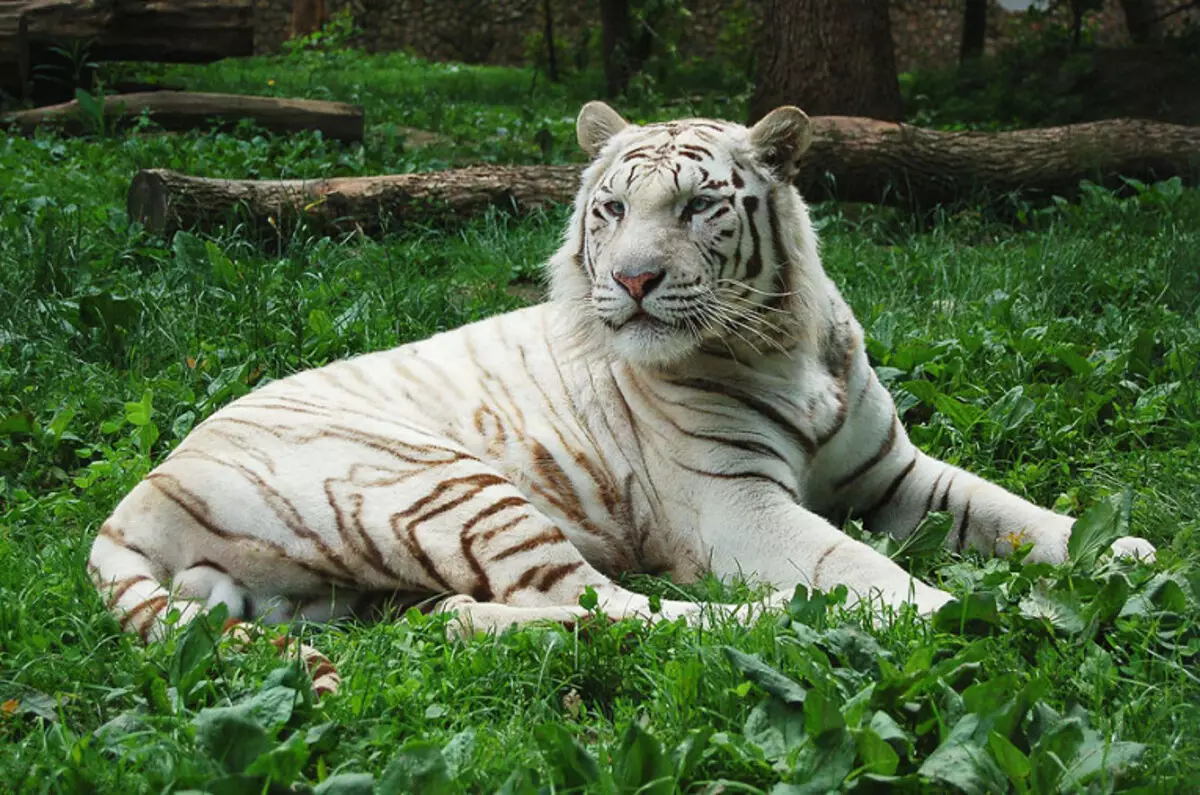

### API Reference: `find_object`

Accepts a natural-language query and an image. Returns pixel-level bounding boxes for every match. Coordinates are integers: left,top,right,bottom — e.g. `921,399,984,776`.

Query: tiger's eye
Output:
604,200,626,218
686,196,716,215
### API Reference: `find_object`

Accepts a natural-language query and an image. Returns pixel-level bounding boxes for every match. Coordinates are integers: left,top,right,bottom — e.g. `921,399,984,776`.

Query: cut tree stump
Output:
125,116,1200,237
2,91,365,141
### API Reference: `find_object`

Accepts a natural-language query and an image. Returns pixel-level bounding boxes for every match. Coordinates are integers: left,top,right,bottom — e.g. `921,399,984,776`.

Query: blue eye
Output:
686,195,717,214
603,200,626,218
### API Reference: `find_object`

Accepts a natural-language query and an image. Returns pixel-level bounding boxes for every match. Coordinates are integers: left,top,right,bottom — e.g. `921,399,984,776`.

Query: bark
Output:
751,0,903,124
600,0,633,97
0,4,30,98
1119,0,1162,43
961,0,988,62
2,91,365,141
21,0,253,65
128,165,582,237
541,0,559,82
290,0,325,39
126,117,1200,237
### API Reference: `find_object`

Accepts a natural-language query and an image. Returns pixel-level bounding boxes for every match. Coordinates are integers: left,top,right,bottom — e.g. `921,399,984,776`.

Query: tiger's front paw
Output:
1107,536,1156,563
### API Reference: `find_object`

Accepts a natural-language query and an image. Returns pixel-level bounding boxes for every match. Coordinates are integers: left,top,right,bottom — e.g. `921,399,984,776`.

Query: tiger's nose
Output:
613,268,665,301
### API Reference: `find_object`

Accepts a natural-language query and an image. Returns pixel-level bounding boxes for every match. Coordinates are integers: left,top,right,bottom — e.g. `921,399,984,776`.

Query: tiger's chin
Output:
607,317,701,367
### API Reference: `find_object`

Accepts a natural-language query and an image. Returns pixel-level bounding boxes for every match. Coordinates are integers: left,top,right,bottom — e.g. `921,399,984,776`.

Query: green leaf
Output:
578,585,598,611
1061,738,1145,790
723,648,807,706
1085,572,1131,627
780,728,856,794
987,731,1031,781
671,727,712,782
0,412,36,436
744,698,806,761
890,511,952,563
245,731,309,784
244,685,301,730
918,714,1007,795
1018,583,1085,634
194,710,273,775
931,592,1002,635
1120,572,1192,617
206,240,238,288
1029,717,1085,793
858,726,900,776
611,722,672,795
168,613,217,701
804,689,845,740
786,585,830,628
935,394,984,432
1067,490,1131,569
308,308,335,338
313,773,376,795
496,768,544,795
441,729,476,779
986,386,1036,432
124,390,154,427
534,724,600,790
378,741,452,795
172,231,208,269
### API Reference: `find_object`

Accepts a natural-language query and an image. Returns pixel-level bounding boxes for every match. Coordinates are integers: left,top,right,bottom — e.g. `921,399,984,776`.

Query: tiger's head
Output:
549,101,827,368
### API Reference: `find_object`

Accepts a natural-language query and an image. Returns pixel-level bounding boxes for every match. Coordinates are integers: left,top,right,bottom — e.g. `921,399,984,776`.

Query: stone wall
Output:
253,1,1200,73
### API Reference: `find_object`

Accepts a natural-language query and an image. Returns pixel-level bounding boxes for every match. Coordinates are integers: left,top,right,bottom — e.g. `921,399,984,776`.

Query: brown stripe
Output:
862,455,918,520
834,418,899,491
537,561,584,593
308,662,338,681
811,540,845,589
107,575,151,607
121,594,169,639
490,528,568,561
675,378,817,456
955,499,973,552
923,470,947,516
936,474,956,512
676,461,799,502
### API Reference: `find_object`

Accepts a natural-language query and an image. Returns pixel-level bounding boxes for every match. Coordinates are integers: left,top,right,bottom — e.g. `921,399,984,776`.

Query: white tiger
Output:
90,102,1155,691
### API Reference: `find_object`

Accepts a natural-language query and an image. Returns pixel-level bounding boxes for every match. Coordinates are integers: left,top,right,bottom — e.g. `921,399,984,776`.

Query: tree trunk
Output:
0,4,30,98
750,0,903,124
2,91,364,141
127,117,1200,237
961,0,988,62
1119,0,1162,43
542,0,559,82
290,0,325,39
600,0,634,97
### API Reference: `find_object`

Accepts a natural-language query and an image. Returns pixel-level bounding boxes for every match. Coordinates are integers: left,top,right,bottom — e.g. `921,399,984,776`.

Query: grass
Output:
2,44,1199,793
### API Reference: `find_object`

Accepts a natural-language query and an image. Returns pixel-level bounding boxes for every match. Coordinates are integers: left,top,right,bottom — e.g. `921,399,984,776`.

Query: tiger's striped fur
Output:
90,102,1154,682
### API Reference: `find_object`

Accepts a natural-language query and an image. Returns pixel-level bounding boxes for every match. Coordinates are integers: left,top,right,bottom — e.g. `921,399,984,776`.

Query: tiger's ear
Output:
749,106,812,180
577,101,629,157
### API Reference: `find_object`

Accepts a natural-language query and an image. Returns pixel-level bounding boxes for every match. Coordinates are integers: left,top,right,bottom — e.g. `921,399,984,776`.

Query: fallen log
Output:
21,0,253,65
127,165,579,237
2,91,365,141
125,116,1200,236
800,115,1200,207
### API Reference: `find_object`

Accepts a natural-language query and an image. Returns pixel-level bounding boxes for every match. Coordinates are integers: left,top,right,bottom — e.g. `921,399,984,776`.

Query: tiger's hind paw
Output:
1106,535,1156,563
